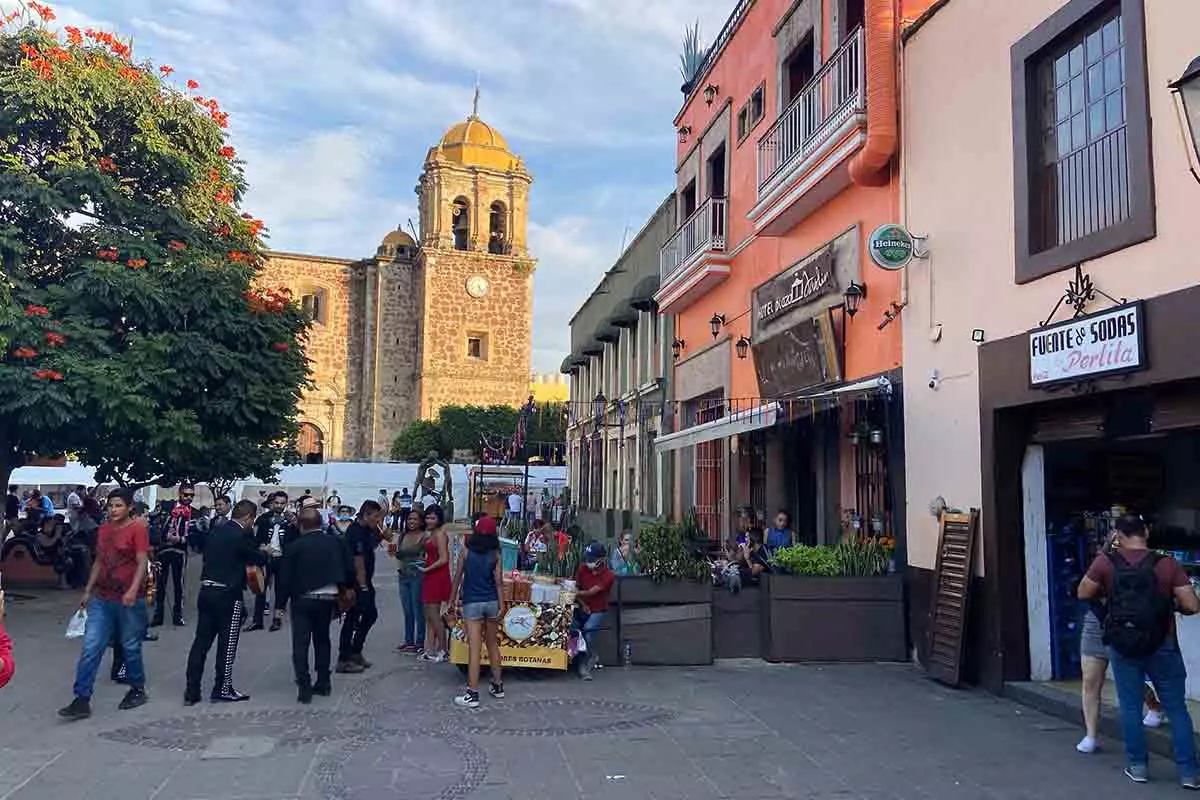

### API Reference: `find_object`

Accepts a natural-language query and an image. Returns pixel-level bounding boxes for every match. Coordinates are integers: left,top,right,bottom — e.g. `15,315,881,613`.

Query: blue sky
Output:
51,0,732,373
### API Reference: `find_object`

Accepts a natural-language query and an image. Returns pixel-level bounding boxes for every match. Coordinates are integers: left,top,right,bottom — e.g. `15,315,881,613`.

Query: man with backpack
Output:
1078,514,1200,788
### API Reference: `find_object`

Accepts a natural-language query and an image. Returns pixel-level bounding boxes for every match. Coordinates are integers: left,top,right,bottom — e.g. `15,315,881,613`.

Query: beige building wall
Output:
900,0,1200,572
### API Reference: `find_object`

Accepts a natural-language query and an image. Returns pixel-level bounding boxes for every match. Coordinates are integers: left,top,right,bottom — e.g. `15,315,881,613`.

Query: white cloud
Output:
50,0,723,372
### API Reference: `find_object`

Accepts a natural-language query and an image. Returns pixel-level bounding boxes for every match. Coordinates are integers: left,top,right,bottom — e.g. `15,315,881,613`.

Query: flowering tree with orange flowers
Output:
0,4,310,490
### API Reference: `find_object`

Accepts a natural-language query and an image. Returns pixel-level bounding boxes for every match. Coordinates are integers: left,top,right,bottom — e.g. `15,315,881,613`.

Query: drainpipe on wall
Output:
848,0,899,188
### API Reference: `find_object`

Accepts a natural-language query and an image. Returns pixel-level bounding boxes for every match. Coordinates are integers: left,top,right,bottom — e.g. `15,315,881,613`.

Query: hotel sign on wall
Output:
754,248,837,325
1028,303,1146,387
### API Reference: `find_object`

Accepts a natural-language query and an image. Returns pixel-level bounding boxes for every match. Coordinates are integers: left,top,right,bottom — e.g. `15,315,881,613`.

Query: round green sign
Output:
868,224,914,271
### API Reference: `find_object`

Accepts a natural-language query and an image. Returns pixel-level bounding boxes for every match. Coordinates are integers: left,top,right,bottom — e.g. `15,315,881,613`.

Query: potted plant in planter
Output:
618,516,713,665
764,536,906,663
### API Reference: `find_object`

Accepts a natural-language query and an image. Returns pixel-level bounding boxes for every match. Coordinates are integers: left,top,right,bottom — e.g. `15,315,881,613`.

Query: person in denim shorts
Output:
450,514,505,708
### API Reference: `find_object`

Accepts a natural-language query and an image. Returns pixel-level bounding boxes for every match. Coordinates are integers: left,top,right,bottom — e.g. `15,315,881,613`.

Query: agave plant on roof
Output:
678,20,706,89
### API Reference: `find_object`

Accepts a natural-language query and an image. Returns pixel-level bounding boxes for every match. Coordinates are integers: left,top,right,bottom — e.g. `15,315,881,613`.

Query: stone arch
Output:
298,421,325,464
488,200,508,254
297,282,333,325
451,196,471,251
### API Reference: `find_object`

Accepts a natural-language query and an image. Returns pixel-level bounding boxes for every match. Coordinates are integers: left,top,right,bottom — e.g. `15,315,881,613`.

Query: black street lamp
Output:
1170,56,1200,184
843,282,867,318
592,392,606,425
671,338,685,361
735,335,751,360
709,313,725,338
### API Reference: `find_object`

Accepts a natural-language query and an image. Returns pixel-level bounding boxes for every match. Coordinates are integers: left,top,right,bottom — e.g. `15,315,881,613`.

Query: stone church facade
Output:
259,109,536,462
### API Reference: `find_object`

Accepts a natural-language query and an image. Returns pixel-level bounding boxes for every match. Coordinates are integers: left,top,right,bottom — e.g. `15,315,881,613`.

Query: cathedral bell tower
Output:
415,92,536,420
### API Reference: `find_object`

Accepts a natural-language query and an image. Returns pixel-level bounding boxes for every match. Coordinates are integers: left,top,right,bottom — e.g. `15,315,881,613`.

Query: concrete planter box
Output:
617,577,713,666
764,574,906,663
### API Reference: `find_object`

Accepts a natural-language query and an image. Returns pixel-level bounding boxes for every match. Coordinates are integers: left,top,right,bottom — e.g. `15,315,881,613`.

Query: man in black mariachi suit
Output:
184,500,265,704
151,483,197,627
248,491,296,632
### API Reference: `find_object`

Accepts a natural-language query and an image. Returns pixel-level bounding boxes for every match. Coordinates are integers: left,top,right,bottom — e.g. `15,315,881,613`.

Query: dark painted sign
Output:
752,312,842,397
753,248,837,325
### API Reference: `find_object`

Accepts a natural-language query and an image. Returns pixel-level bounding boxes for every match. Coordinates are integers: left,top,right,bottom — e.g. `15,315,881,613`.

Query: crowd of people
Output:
38,483,609,719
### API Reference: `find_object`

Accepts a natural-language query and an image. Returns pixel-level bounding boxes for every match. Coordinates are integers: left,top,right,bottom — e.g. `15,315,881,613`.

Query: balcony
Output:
749,26,867,236
654,196,731,313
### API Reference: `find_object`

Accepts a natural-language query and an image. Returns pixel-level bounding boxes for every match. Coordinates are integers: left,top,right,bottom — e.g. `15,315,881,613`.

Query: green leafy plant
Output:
637,519,708,582
835,537,890,577
535,528,582,579
391,420,449,461
771,544,840,577
678,20,706,88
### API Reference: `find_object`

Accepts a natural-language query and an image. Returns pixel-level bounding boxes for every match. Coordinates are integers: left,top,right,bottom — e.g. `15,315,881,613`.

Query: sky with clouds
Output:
49,0,733,373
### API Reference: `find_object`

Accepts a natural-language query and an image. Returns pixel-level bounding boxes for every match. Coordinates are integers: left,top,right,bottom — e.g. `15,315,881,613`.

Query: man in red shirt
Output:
573,541,614,681
1077,514,1200,787
59,488,151,720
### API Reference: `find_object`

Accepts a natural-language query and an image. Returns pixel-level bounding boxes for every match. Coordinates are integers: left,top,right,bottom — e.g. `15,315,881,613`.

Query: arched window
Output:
299,287,329,325
452,197,470,251
298,422,324,464
488,201,508,255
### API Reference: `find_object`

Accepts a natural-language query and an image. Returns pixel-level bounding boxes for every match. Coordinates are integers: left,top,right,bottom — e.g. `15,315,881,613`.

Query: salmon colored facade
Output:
654,0,935,541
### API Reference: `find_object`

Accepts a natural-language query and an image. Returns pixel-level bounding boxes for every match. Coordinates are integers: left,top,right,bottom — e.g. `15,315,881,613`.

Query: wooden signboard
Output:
926,509,979,688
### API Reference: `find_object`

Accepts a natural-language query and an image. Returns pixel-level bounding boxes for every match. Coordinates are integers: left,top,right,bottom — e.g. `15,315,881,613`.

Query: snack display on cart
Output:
449,571,582,671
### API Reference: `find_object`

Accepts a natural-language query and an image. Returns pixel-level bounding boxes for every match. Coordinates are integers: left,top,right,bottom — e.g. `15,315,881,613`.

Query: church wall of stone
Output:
258,253,360,460
417,249,533,419
368,255,421,459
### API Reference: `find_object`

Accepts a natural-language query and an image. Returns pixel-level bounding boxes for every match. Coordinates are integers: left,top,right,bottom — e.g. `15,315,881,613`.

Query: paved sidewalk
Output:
0,569,1190,799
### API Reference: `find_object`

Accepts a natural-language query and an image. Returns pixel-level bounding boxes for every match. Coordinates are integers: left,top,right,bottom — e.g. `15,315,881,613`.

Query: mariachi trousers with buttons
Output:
153,547,187,625
185,585,244,698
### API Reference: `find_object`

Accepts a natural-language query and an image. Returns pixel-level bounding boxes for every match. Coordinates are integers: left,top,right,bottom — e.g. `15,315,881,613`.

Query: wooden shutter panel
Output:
926,510,980,688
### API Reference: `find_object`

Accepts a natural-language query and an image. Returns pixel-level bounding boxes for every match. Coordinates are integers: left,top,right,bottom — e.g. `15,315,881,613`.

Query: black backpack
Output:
1102,551,1172,658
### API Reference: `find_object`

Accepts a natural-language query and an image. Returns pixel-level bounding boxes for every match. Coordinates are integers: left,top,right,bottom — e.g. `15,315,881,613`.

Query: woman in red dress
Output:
418,505,451,662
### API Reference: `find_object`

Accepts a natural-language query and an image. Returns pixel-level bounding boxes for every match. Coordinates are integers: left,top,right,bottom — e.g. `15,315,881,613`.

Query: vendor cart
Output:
448,576,578,672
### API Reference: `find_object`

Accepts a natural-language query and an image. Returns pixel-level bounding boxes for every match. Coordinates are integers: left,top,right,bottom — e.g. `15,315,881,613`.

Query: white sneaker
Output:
1076,735,1098,754
1144,710,1164,728
421,650,446,663
454,689,479,709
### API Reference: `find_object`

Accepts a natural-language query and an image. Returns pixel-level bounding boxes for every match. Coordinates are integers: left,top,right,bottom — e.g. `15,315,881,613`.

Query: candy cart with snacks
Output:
449,573,581,673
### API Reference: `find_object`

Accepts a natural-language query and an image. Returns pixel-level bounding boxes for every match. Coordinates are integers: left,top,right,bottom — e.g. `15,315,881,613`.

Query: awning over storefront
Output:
594,323,620,343
580,341,603,356
655,402,781,452
629,274,661,311
608,308,640,328
559,354,588,375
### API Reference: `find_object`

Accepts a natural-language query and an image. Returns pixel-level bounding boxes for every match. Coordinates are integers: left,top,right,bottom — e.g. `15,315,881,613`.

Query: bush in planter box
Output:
637,519,709,582
770,538,889,578
771,544,839,576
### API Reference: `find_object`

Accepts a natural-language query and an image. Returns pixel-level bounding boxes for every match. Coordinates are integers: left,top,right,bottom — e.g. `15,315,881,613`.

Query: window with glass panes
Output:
1035,9,1127,252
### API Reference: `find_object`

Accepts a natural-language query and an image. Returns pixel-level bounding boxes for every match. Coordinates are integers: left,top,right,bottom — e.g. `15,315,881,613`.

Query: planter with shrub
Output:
617,514,713,666
764,537,906,663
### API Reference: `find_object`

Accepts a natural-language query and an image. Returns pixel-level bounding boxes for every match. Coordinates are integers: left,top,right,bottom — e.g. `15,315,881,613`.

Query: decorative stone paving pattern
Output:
314,729,486,800
99,708,388,751
449,698,677,737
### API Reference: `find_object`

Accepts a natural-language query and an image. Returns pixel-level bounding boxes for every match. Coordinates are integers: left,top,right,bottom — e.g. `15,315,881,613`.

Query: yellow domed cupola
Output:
428,87,524,172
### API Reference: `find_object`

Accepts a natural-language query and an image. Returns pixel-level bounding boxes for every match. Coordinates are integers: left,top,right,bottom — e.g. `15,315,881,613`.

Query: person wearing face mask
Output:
248,491,296,632
573,542,615,681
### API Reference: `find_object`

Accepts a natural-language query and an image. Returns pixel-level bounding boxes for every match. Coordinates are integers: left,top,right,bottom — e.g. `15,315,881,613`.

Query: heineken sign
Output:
868,224,914,271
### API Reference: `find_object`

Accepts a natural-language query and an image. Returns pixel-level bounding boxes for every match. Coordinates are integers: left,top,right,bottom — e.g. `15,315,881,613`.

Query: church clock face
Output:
465,275,490,299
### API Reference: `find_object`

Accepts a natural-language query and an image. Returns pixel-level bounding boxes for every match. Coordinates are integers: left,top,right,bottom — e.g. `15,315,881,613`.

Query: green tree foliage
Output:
390,419,448,462
439,405,518,454
0,7,309,488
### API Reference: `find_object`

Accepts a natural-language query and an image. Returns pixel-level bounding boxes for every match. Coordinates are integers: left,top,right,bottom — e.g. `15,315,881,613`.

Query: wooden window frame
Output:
736,82,767,145
1011,0,1154,284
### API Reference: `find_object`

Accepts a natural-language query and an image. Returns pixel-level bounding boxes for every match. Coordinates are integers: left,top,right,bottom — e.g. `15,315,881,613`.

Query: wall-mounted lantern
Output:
709,313,725,338
1169,56,1200,184
677,125,692,143
671,338,686,361
703,84,719,106
843,282,867,318
592,392,606,425
735,335,751,360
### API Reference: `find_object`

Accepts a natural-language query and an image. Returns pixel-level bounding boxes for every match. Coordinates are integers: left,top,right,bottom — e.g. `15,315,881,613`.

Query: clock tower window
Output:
452,197,471,251
488,201,508,255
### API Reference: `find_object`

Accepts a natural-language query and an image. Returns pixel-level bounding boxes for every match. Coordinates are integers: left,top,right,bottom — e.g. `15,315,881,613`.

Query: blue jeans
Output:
397,573,425,646
73,598,147,698
1110,641,1198,777
576,609,607,658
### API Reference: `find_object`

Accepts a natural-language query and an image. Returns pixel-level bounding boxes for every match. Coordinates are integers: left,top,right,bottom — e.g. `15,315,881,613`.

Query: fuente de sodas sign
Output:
1028,303,1146,387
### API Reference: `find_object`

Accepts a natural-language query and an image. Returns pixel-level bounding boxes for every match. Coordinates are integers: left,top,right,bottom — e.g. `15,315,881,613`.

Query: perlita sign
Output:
867,224,914,271
1028,302,1146,387
754,248,836,325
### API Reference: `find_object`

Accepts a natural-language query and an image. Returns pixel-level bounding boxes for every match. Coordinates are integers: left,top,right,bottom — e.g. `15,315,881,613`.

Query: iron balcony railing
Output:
659,196,727,282
756,26,866,195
